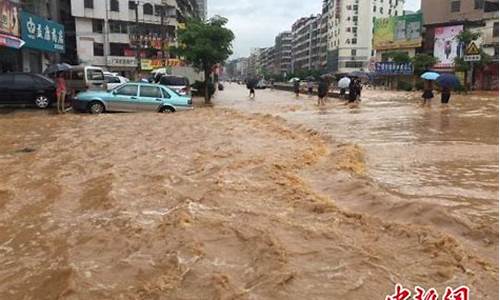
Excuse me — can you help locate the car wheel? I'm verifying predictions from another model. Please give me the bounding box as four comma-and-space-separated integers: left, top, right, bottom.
34, 95, 50, 109
160, 106, 175, 113
88, 101, 105, 114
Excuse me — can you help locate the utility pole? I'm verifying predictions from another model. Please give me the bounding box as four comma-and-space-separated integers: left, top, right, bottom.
135, 0, 140, 79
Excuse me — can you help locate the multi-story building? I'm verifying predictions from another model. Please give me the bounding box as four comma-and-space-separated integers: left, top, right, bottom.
246, 47, 262, 78
259, 46, 275, 75
291, 14, 322, 72
273, 31, 292, 76
70, 0, 199, 77
421, 0, 498, 89
325, 0, 404, 73
195, 0, 207, 20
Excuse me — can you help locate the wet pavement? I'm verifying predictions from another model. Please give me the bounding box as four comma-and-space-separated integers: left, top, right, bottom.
0, 87, 498, 299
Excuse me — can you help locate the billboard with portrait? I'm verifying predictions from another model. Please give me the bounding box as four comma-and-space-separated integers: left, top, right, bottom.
0, 0, 20, 37
373, 13, 422, 50
433, 25, 463, 69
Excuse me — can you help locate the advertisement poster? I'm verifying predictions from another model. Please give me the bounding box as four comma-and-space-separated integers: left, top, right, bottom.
20, 11, 65, 53
373, 14, 422, 50
433, 25, 463, 69
0, 0, 20, 36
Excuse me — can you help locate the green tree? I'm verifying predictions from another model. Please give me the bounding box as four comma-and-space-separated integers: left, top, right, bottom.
172, 16, 234, 103
386, 51, 411, 64
454, 29, 485, 91
412, 53, 438, 75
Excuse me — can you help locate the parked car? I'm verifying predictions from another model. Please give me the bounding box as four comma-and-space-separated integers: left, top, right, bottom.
72, 82, 193, 114
158, 75, 190, 96
0, 72, 56, 109
62, 66, 106, 96
104, 72, 129, 91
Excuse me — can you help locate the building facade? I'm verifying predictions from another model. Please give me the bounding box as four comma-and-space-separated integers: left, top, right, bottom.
291, 14, 322, 72
325, 0, 404, 73
196, 0, 207, 19
273, 31, 292, 76
421, 0, 498, 89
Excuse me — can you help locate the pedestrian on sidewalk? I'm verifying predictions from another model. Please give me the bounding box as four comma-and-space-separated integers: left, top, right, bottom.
56, 71, 67, 114
441, 86, 451, 105
422, 80, 434, 106
317, 78, 328, 106
293, 80, 300, 98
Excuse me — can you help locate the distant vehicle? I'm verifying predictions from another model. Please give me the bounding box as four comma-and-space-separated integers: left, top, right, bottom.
255, 79, 267, 89
0, 73, 56, 109
62, 66, 106, 95
72, 82, 193, 114
104, 72, 129, 91
158, 75, 190, 96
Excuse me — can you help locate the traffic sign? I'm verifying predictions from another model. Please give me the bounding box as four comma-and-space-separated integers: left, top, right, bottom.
465, 41, 481, 56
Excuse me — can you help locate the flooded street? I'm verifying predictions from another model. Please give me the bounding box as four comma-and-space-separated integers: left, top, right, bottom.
0, 86, 498, 299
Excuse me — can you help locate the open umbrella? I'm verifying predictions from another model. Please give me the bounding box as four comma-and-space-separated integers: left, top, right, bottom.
338, 77, 351, 89
348, 71, 369, 80
43, 63, 72, 75
436, 73, 460, 88
420, 72, 440, 81
288, 77, 300, 83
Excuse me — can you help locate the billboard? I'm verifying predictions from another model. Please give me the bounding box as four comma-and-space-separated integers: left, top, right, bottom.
0, 0, 20, 37
433, 25, 463, 69
375, 62, 413, 76
373, 13, 422, 50
20, 11, 65, 53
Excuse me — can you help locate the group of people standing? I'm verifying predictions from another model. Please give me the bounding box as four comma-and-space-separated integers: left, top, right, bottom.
293, 78, 330, 106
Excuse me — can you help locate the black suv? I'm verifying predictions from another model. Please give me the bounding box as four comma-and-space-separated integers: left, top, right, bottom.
0, 73, 56, 109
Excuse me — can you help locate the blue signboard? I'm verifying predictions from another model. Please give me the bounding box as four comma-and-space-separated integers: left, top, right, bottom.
20, 11, 65, 53
375, 62, 413, 76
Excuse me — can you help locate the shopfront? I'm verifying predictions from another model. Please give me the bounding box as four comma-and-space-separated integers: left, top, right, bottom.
0, 0, 23, 72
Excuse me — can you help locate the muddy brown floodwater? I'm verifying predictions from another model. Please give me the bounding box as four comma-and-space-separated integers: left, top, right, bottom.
0, 86, 498, 299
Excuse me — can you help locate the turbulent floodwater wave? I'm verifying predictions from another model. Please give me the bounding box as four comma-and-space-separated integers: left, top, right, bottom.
0, 88, 498, 299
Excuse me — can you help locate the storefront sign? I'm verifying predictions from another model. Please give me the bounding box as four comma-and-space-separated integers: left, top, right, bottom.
433, 25, 463, 69
0, 32, 24, 49
140, 58, 167, 70
107, 56, 137, 67
375, 62, 413, 75
373, 13, 422, 50
20, 11, 64, 53
0, 0, 20, 36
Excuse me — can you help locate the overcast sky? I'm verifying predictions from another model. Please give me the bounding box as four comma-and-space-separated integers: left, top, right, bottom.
208, 0, 421, 58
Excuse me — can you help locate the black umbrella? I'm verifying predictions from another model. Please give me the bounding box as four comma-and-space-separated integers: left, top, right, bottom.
347, 71, 369, 79
43, 63, 72, 75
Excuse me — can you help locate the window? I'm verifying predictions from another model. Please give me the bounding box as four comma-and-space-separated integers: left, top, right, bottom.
353, 5, 358, 11
345, 61, 363, 68
87, 69, 104, 81
143, 3, 153, 15
92, 19, 103, 33
395, 10, 398, 16
110, 0, 119, 11
389, 9, 392, 15
352, 27, 358, 33
14, 74, 33, 88
351, 38, 357, 44
494, 22, 499, 37
161, 88, 171, 98
140, 86, 162, 98
373, 6, 376, 12
116, 85, 138, 96
93, 43, 104, 56
154, 5, 164, 16
109, 21, 128, 34
105, 76, 121, 84
346, 27, 351, 32
0, 74, 13, 88
346, 5, 352, 10
451, 1, 461, 12
70, 70, 84, 80
353, 16, 358, 22
110, 43, 127, 56
351, 49, 357, 56
474, 0, 484, 9
129, 1, 137, 10
379, 7, 383, 13
84, 0, 93, 9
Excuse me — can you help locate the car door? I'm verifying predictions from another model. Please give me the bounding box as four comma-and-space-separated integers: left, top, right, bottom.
137, 85, 164, 111
0, 74, 14, 104
108, 84, 139, 111
12, 74, 36, 104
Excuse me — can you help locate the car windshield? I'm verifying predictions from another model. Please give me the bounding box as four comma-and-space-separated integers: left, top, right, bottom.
87, 69, 104, 81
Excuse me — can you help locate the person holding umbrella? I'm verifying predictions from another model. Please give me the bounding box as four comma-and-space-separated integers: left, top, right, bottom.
55, 71, 67, 114
437, 74, 460, 105
420, 72, 440, 106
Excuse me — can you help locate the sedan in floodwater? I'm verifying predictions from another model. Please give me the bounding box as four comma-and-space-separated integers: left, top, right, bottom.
72, 83, 193, 114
